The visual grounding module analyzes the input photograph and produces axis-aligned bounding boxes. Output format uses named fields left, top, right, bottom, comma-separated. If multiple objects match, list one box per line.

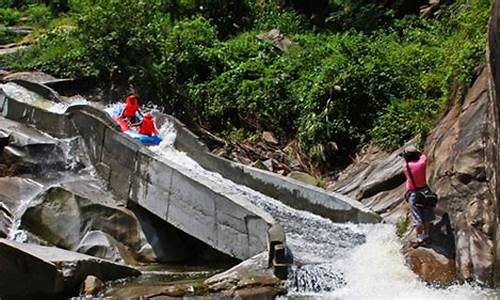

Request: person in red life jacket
left=400, top=146, right=434, bottom=247
left=121, top=94, right=142, bottom=124
left=138, top=113, right=157, bottom=136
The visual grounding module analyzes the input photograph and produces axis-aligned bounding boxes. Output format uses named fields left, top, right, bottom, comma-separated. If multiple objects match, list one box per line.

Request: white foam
left=324, top=225, right=494, bottom=299
left=103, top=104, right=497, bottom=299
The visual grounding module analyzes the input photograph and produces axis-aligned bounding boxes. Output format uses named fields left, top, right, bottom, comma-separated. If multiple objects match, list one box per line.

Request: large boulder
left=76, top=230, right=139, bottom=265
left=404, top=247, right=457, bottom=286
left=205, top=252, right=286, bottom=297
left=402, top=213, right=457, bottom=285
left=0, top=239, right=64, bottom=298
left=328, top=143, right=408, bottom=222
left=20, top=183, right=157, bottom=265
left=0, top=117, right=82, bottom=174
left=0, top=177, right=43, bottom=215
left=333, top=66, right=500, bottom=284
left=456, top=219, right=494, bottom=285
left=0, top=239, right=139, bottom=297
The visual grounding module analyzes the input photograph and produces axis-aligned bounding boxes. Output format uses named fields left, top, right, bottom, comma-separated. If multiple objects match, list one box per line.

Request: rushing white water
left=146, top=119, right=495, bottom=299
left=1, top=87, right=493, bottom=299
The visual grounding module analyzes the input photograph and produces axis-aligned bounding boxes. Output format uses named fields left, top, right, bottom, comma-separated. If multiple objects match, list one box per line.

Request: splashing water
left=1, top=95, right=489, bottom=299
left=145, top=116, right=496, bottom=299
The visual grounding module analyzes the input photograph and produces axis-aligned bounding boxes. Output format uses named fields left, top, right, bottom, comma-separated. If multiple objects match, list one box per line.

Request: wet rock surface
left=333, top=66, right=499, bottom=284
left=402, top=213, right=457, bottom=286
left=405, top=247, right=457, bottom=286
left=205, top=252, right=285, bottom=297
left=0, top=116, right=82, bottom=174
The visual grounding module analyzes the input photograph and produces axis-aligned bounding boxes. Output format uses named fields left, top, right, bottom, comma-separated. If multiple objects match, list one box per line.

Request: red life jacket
left=123, top=95, right=139, bottom=117
left=139, top=115, right=156, bottom=136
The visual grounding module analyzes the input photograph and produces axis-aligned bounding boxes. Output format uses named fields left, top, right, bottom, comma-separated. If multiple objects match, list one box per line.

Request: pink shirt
left=404, top=153, right=427, bottom=191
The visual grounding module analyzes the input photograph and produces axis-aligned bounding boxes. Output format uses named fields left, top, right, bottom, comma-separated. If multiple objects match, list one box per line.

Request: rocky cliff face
left=331, top=1, right=500, bottom=286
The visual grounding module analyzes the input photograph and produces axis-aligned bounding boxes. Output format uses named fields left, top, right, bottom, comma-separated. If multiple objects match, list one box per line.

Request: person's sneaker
left=410, top=238, right=424, bottom=248
left=410, top=236, right=432, bottom=248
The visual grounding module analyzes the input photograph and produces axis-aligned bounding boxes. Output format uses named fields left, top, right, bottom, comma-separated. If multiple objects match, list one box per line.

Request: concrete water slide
left=0, top=80, right=282, bottom=266
left=0, top=79, right=379, bottom=274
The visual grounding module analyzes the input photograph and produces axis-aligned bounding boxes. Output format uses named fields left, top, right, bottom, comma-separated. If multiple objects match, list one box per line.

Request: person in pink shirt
left=401, top=145, right=434, bottom=247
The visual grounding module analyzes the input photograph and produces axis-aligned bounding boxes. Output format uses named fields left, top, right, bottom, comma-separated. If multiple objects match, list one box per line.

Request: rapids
left=0, top=81, right=494, bottom=299
left=146, top=118, right=496, bottom=299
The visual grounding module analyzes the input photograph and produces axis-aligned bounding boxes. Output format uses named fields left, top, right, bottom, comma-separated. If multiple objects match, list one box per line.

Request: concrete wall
left=171, top=118, right=381, bottom=224
left=0, top=82, right=283, bottom=262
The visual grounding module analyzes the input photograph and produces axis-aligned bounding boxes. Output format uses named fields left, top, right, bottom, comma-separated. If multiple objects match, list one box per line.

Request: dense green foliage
left=1, top=0, right=492, bottom=169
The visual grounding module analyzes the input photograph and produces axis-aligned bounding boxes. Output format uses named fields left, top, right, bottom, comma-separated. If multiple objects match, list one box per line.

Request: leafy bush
left=1, top=0, right=491, bottom=169
left=4, top=29, right=97, bottom=77
left=0, top=8, right=21, bottom=26
left=27, top=4, right=53, bottom=26
left=68, top=0, right=91, bottom=14
left=371, top=97, right=441, bottom=149
left=0, top=25, right=20, bottom=44
left=396, top=215, right=410, bottom=237
left=253, top=4, right=307, bottom=35
left=0, top=0, right=14, bottom=8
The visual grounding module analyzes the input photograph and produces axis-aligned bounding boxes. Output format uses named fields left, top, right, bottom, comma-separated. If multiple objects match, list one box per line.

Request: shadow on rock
left=402, top=212, right=458, bottom=286
left=426, top=213, right=456, bottom=259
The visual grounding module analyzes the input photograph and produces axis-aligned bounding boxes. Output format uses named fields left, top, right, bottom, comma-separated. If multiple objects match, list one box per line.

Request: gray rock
left=0, top=177, right=43, bottom=214
left=76, top=231, right=138, bottom=265
left=3, top=71, right=56, bottom=83
left=20, top=184, right=156, bottom=264
left=0, top=239, right=139, bottom=296
left=205, top=252, right=284, bottom=297
left=257, top=29, right=293, bottom=51
left=0, top=203, right=12, bottom=238
left=456, top=219, right=493, bottom=285
left=0, top=239, right=64, bottom=298
left=80, top=275, right=105, bottom=296
left=0, top=117, right=80, bottom=173
left=263, top=159, right=274, bottom=171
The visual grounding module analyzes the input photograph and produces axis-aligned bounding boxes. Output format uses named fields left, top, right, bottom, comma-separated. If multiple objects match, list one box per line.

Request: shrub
left=1, top=0, right=491, bottom=169
left=396, top=215, right=410, bottom=238
left=4, top=29, right=97, bottom=77
left=0, top=25, right=20, bottom=44
left=68, top=0, right=91, bottom=14
left=27, top=4, right=53, bottom=26
left=0, top=0, right=14, bottom=8
left=0, top=8, right=21, bottom=26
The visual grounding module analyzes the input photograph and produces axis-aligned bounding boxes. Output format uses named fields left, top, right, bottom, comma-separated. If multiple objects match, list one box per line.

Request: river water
left=0, top=83, right=496, bottom=299
left=148, top=120, right=495, bottom=299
